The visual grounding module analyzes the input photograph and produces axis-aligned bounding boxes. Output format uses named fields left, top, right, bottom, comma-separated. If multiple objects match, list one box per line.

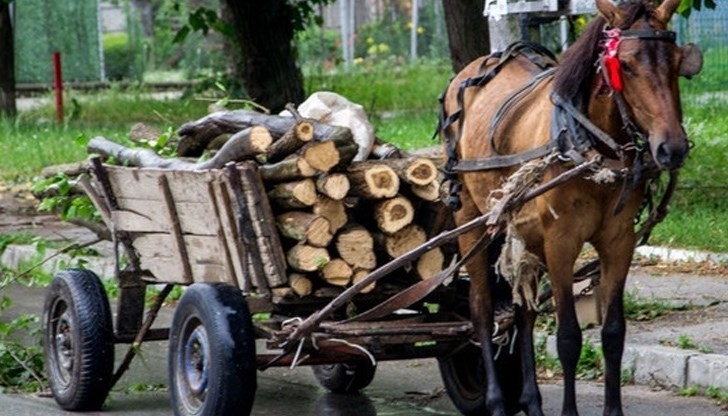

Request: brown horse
left=439, top=1, right=702, bottom=415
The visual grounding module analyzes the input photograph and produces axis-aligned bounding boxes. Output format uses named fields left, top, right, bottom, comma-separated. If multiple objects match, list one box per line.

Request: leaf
left=172, top=26, right=190, bottom=44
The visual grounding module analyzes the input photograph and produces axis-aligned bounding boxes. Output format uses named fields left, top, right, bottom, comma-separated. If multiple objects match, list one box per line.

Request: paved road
left=1, top=355, right=724, bottom=415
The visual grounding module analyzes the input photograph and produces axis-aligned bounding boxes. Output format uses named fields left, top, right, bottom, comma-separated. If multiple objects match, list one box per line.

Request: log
left=347, top=161, right=400, bottom=199
left=266, top=120, right=315, bottom=163
left=383, top=224, right=427, bottom=259
left=276, top=211, right=332, bottom=248
left=258, top=156, right=318, bottom=183
left=378, top=157, right=438, bottom=186
left=335, top=225, right=376, bottom=270
left=268, top=179, right=317, bottom=210
left=369, top=138, right=403, bottom=159
left=415, top=247, right=445, bottom=280
left=374, top=195, right=414, bottom=234
left=313, top=196, right=348, bottom=233
left=410, top=180, right=441, bottom=202
left=176, top=109, right=355, bottom=157
left=301, top=135, right=358, bottom=173
left=288, top=273, right=313, bottom=297
left=286, top=244, right=330, bottom=272
left=315, top=173, right=350, bottom=201
left=351, top=269, right=375, bottom=294
left=88, top=127, right=271, bottom=170
left=320, top=258, right=353, bottom=287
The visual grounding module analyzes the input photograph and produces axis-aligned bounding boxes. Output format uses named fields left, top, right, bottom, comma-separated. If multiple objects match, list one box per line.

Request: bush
left=103, top=33, right=136, bottom=81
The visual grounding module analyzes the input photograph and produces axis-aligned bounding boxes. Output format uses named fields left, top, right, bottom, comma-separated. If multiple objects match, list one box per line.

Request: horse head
left=596, top=0, right=703, bottom=171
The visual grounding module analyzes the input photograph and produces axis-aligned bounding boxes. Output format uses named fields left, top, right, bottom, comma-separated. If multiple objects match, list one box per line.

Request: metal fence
left=675, top=8, right=728, bottom=93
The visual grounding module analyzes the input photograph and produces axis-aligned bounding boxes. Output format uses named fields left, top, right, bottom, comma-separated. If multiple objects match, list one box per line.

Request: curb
left=636, top=245, right=728, bottom=264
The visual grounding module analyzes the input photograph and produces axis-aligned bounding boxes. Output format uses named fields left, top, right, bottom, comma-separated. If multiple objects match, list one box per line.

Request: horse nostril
left=655, top=142, right=687, bottom=170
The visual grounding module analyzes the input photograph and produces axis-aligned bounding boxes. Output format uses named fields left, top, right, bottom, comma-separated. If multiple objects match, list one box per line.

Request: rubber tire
left=168, top=283, right=257, bottom=416
left=43, top=269, right=114, bottom=411
left=312, top=361, right=377, bottom=393
left=438, top=340, right=523, bottom=416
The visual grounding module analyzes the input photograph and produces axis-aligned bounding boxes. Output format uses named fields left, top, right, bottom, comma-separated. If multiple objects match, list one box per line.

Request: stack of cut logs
left=86, top=107, right=451, bottom=298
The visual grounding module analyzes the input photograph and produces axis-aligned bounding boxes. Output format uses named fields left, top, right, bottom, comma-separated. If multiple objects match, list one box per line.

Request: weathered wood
left=89, top=127, right=271, bottom=170
left=300, top=135, right=358, bottom=173
left=267, top=120, right=314, bottom=163
left=415, top=247, right=445, bottom=280
left=235, top=162, right=288, bottom=287
left=267, top=179, right=317, bottom=210
left=276, top=211, right=332, bottom=248
left=313, top=196, right=348, bottom=233
left=374, top=195, right=414, bottom=234
left=335, top=225, right=376, bottom=270
left=315, top=173, right=350, bottom=201
left=288, top=273, right=313, bottom=297
left=176, top=109, right=355, bottom=157
left=351, top=268, right=376, bottom=294
left=378, top=157, right=438, bottom=186
left=382, top=224, right=427, bottom=259
left=286, top=244, right=331, bottom=272
left=347, top=161, right=400, bottom=199
left=320, top=258, right=353, bottom=287
left=158, top=174, right=194, bottom=284
left=258, top=156, right=317, bottom=183
left=211, top=180, right=251, bottom=291
left=369, top=139, right=403, bottom=159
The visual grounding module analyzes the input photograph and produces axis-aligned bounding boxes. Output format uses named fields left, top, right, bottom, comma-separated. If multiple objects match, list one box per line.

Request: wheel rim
left=445, top=345, right=484, bottom=402
left=175, top=316, right=210, bottom=413
left=47, top=298, right=75, bottom=390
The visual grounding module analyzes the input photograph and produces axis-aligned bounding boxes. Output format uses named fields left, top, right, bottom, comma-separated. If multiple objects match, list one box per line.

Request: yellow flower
left=377, top=43, right=390, bottom=54
left=417, top=26, right=425, bottom=35
left=366, top=37, right=374, bottom=45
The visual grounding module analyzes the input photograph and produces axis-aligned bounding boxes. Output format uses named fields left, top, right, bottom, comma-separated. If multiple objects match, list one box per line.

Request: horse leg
left=514, top=304, right=544, bottom=416
left=545, top=243, right=582, bottom=416
left=455, top=193, right=508, bottom=416
left=594, top=232, right=634, bottom=416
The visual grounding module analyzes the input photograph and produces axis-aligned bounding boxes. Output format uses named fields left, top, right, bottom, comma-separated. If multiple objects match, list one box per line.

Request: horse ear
left=679, top=43, right=703, bottom=78
left=596, top=0, right=621, bottom=25
left=655, top=0, right=681, bottom=24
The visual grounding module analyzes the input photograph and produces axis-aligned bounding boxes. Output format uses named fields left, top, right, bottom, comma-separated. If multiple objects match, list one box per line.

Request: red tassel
left=603, top=55, right=623, bottom=92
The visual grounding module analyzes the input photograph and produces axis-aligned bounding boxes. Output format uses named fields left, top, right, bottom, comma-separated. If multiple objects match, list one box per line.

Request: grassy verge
left=1, top=61, right=725, bottom=252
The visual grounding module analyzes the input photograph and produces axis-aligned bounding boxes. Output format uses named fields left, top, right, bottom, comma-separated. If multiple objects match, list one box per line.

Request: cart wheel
left=169, top=283, right=257, bottom=416
left=312, top=361, right=377, bottom=393
left=43, top=269, right=114, bottom=411
left=438, top=340, right=522, bottom=416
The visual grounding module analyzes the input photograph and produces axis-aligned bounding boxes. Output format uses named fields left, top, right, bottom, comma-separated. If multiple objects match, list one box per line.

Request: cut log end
left=375, top=195, right=414, bottom=234
left=288, top=273, right=313, bottom=297
left=335, top=225, right=376, bottom=270
left=320, top=258, right=353, bottom=287
left=416, top=247, right=444, bottom=280
left=286, top=244, right=330, bottom=272
left=352, top=269, right=375, bottom=294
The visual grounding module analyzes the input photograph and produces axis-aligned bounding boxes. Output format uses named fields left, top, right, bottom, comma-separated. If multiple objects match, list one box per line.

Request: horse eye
left=620, top=60, right=635, bottom=75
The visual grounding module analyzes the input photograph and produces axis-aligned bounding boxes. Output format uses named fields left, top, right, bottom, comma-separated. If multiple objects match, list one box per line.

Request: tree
left=441, top=0, right=490, bottom=73
left=0, top=0, right=15, bottom=118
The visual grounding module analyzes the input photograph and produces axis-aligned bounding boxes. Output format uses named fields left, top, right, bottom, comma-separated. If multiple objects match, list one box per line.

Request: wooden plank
left=110, top=199, right=220, bottom=235
left=206, top=180, right=237, bottom=286
left=213, top=180, right=251, bottom=292
left=132, top=234, right=229, bottom=283
left=104, top=165, right=217, bottom=203
left=158, top=175, right=193, bottom=284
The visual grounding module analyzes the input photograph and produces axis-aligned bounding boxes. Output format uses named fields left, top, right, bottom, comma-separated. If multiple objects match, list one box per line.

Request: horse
left=439, top=0, right=702, bottom=415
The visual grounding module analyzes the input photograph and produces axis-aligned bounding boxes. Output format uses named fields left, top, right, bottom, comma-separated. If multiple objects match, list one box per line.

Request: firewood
left=347, top=161, right=400, bottom=199
left=176, top=109, right=354, bottom=157
left=335, top=225, right=376, bottom=270
left=351, top=269, right=376, bottom=294
left=258, top=156, right=318, bottom=183
left=313, top=196, right=348, bottom=233
left=268, top=179, right=317, bottom=210
left=88, top=126, right=271, bottom=170
left=266, top=120, right=315, bottom=163
left=276, top=211, right=332, bottom=248
left=378, top=157, right=438, bottom=186
left=415, top=247, right=445, bottom=280
left=288, top=273, right=313, bottom=297
left=320, top=258, right=353, bottom=287
left=383, top=224, right=427, bottom=259
left=286, top=244, right=330, bottom=272
left=315, top=173, right=350, bottom=201
left=301, top=135, right=358, bottom=172
left=369, top=138, right=403, bottom=159
left=410, top=180, right=441, bottom=202
left=374, top=195, right=414, bottom=234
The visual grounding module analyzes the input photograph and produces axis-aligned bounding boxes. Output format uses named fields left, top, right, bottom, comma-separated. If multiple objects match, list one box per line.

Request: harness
left=438, top=28, right=678, bottom=212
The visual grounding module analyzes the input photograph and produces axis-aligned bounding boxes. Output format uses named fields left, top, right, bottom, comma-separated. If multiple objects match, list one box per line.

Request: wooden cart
left=41, top=158, right=498, bottom=416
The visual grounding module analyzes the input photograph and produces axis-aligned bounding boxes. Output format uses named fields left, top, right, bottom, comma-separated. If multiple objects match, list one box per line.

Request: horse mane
left=552, top=1, right=655, bottom=104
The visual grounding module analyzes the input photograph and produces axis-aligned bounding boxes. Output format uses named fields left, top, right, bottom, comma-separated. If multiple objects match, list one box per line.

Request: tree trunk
left=0, top=1, right=16, bottom=118
left=441, top=0, right=490, bottom=72
left=222, top=0, right=304, bottom=113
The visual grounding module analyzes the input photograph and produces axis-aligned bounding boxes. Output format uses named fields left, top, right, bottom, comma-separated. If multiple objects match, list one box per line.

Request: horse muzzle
left=652, top=137, right=690, bottom=171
